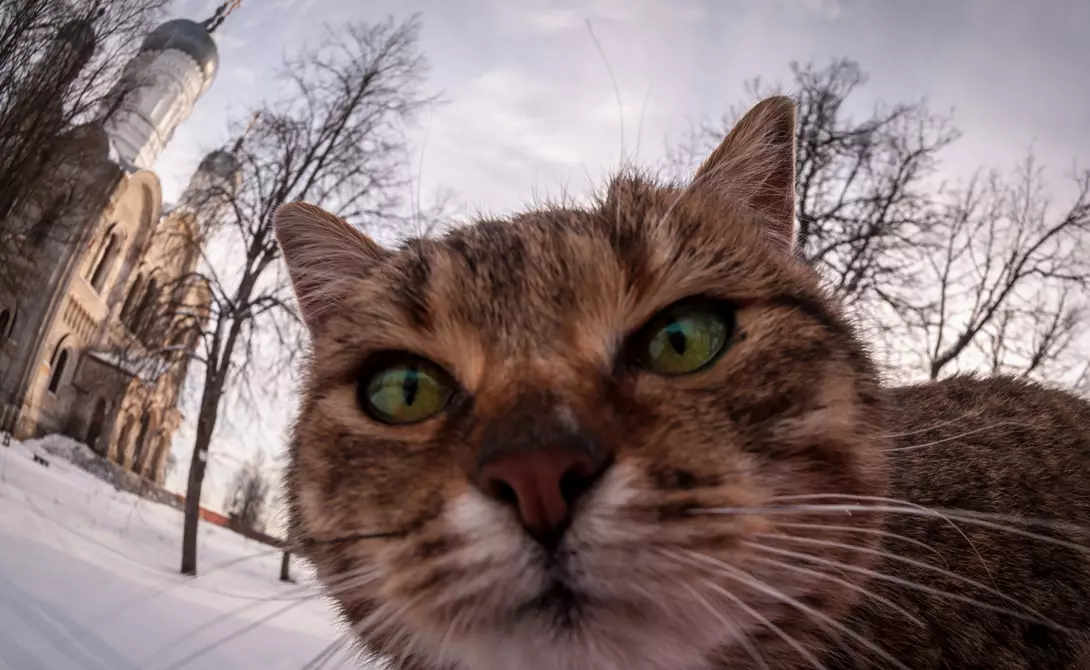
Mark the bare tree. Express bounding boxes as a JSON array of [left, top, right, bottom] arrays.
[[225, 452, 271, 532], [0, 0, 167, 294], [668, 59, 1089, 385], [668, 60, 958, 308], [178, 15, 437, 575], [885, 158, 1090, 380]]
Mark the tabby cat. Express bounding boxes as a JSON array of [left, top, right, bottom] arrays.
[[275, 96, 1090, 669]]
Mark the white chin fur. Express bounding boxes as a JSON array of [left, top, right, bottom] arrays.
[[399, 462, 746, 670]]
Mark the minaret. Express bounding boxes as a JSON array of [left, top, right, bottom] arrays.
[[175, 112, 255, 221], [0, 12, 96, 141], [101, 1, 243, 170], [29, 14, 97, 102]]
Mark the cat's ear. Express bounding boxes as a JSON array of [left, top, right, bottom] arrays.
[[274, 202, 387, 332], [693, 95, 798, 252]]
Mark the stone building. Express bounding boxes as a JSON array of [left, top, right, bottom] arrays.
[[0, 9, 242, 486]]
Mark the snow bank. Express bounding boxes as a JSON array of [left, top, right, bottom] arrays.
[[0, 435, 368, 669]]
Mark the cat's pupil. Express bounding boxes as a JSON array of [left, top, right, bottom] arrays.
[[666, 323, 688, 355], [402, 368, 420, 405]]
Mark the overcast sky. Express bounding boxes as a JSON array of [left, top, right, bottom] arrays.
[[156, 0, 1090, 503]]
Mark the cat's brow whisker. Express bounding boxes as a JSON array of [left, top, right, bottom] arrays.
[[677, 549, 911, 670], [584, 18, 626, 163], [678, 581, 772, 670], [744, 551, 926, 628], [773, 520, 951, 569], [656, 548, 829, 670], [743, 541, 1076, 635]]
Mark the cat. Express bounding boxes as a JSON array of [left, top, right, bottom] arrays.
[[274, 95, 1090, 670]]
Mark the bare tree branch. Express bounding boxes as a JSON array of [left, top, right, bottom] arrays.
[[178, 14, 440, 576], [667, 58, 1089, 387]]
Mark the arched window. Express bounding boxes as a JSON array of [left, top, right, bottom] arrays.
[[89, 232, 120, 292], [115, 416, 135, 466], [120, 274, 144, 324], [48, 348, 69, 394], [2, 307, 14, 341], [133, 412, 152, 473], [130, 277, 158, 336]]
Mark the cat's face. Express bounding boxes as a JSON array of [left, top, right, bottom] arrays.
[[277, 97, 890, 670]]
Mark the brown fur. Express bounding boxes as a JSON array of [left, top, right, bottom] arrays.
[[276, 96, 1090, 669]]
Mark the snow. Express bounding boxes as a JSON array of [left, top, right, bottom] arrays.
[[0, 434, 370, 670], [85, 349, 170, 383]]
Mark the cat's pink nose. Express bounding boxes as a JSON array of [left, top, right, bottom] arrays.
[[480, 444, 607, 543]]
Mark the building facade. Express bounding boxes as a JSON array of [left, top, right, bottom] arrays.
[[0, 12, 239, 486]]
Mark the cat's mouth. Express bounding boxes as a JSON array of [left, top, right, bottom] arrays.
[[515, 579, 590, 628]]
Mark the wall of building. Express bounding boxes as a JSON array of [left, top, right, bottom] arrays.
[[4, 164, 211, 487], [0, 125, 121, 434]]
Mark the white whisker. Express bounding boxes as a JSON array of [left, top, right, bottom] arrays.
[[768, 493, 997, 587], [746, 551, 926, 628], [882, 421, 1032, 452], [751, 531, 1052, 626], [772, 520, 950, 568], [744, 541, 1074, 635], [657, 548, 829, 670], [679, 581, 771, 670], [874, 409, 987, 438], [679, 549, 911, 670]]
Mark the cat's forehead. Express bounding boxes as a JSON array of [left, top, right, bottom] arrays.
[[383, 208, 629, 343], [324, 181, 803, 376]]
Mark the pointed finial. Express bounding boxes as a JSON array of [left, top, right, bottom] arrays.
[[202, 0, 243, 34], [230, 111, 260, 153]]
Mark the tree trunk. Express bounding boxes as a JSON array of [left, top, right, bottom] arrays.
[[180, 358, 224, 575], [280, 551, 292, 582], [179, 272, 256, 575], [179, 391, 217, 575]]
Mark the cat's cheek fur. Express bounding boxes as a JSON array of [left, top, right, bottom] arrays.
[[416, 462, 757, 670]]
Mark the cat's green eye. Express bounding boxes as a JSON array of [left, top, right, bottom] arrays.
[[360, 357, 454, 425], [639, 302, 733, 376]]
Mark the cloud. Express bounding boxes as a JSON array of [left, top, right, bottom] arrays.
[[147, 0, 1089, 494], [524, 8, 582, 33]]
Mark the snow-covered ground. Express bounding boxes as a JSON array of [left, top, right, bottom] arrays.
[[0, 435, 367, 670]]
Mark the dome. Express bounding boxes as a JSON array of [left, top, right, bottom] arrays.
[[197, 149, 241, 180], [139, 19, 218, 83], [55, 18, 97, 64]]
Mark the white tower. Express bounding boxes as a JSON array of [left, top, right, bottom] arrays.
[[101, 17, 221, 169]]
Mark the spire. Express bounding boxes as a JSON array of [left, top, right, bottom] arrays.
[[231, 111, 260, 153], [202, 0, 243, 34]]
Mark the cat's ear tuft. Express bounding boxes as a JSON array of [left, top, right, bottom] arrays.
[[274, 202, 387, 333], [693, 95, 798, 252]]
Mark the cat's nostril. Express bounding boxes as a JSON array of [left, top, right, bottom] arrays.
[[479, 444, 609, 543], [490, 479, 519, 507], [559, 466, 595, 507]]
